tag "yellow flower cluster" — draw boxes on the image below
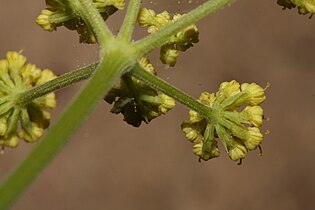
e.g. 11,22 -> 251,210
104,57 -> 175,127
138,8 -> 199,66
277,0 -> 315,15
36,0 -> 125,43
181,80 -> 268,162
0,51 -> 56,150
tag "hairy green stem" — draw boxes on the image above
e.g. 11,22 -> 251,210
17,63 -> 97,107
117,0 -> 141,42
134,0 -> 235,55
70,0 -> 114,48
17,61 -> 216,120
130,65 -> 215,120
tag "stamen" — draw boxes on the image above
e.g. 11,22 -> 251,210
237,158 -> 243,165
258,145 -> 263,156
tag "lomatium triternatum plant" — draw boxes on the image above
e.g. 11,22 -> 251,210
0,0 -> 313,208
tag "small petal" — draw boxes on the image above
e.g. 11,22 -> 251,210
0,118 -> 7,136
228,142 -> 247,161
189,110 -> 203,123
6,51 -> 27,70
181,121 -> 203,143
241,106 -> 263,127
198,92 -> 216,106
241,82 -> 266,105
218,80 -> 240,98
160,45 -> 179,67
244,127 -> 263,150
158,94 -> 175,114
19,123 -> 44,143
0,136 -> 19,148
36,9 -> 56,32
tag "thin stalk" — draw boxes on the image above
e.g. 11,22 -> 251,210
133,0 -> 235,56
0,55 -> 130,210
117,0 -> 141,42
70,0 -> 114,48
17,61 -> 216,120
16,63 -> 97,107
130,65 -> 215,120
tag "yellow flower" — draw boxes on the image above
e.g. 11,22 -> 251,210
105,58 -> 175,127
138,8 -> 158,27
37,0 -> 126,43
199,92 -> 216,106
160,45 -> 180,67
138,8 -> 199,67
36,9 -> 56,32
244,127 -> 263,150
20,64 -> 42,86
228,142 -> 247,161
192,140 -> 220,161
305,0 -> 315,13
181,121 -> 204,143
139,57 -> 155,75
241,83 -> 266,105
0,136 -> 19,149
241,106 -> 264,127
158,94 -> 176,114
217,80 -> 240,98
19,123 -> 44,143
189,110 -> 203,123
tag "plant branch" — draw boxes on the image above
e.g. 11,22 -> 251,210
130,65 -> 215,120
16,63 -> 97,107
117,0 -> 141,42
133,0 -> 235,56
70,0 -> 114,48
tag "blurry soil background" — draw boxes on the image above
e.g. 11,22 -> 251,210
1,0 -> 315,210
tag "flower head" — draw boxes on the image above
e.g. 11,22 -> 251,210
0,51 -> 56,150
181,80 -> 267,163
138,8 -> 199,67
104,57 -> 175,127
36,0 -> 126,43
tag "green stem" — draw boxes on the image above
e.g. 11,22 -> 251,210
16,63 -> 97,107
117,0 -> 141,42
130,65 -> 215,120
17,60 -> 216,120
70,0 -> 114,48
133,0 -> 235,55
0,54 -> 130,210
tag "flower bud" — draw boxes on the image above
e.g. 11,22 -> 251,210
241,83 -> 266,105
244,127 -> 263,150
241,106 -> 263,127
138,8 -> 199,67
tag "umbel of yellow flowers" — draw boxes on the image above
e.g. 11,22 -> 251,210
0,51 -> 56,150
181,80 -> 268,162
138,8 -> 199,67
105,57 -> 175,127
36,0 -> 126,43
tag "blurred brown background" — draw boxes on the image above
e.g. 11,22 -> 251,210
1,0 -> 315,209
